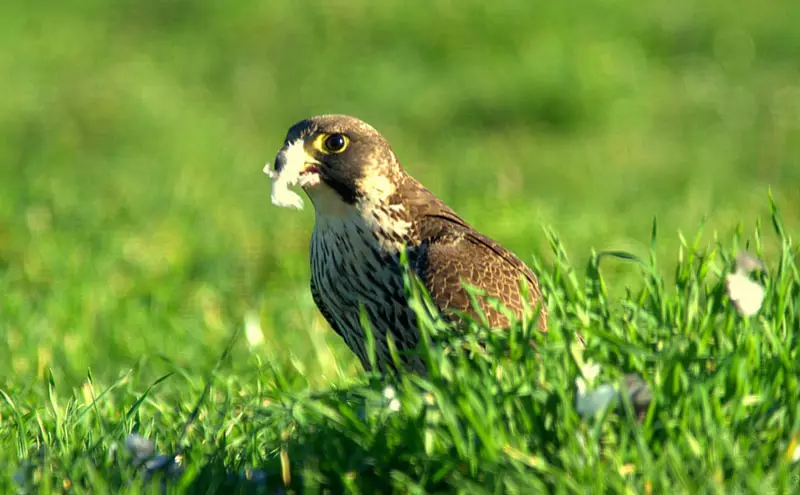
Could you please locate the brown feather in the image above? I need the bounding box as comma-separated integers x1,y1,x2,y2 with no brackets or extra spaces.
398,175,548,330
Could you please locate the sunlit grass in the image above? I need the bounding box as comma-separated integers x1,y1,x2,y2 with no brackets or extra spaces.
2,0,800,491
3,202,799,492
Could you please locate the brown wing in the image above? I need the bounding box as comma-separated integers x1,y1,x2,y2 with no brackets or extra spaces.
400,176,547,330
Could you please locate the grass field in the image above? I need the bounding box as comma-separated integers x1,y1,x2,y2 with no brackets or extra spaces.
2,0,800,492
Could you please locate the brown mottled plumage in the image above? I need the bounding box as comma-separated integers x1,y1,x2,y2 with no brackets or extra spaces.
271,115,547,372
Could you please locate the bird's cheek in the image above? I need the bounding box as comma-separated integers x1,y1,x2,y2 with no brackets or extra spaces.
316,172,359,206
304,180,356,216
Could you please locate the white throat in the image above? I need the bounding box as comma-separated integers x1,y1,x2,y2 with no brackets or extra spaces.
311,196,412,254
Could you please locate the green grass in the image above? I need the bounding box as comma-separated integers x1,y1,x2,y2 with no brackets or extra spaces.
3,207,800,493
2,0,800,492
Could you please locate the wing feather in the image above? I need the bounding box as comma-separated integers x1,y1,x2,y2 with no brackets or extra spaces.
400,176,547,328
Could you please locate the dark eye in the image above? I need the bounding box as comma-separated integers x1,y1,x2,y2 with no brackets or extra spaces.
324,133,348,153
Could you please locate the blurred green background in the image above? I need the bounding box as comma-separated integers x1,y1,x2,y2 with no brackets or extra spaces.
1,0,798,389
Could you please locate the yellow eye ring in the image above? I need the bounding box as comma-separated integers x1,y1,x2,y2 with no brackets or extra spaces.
316,133,349,154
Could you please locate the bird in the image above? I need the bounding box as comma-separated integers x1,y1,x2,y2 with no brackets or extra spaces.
268,114,547,372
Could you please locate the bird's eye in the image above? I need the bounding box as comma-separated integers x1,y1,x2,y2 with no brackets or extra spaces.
322,133,349,154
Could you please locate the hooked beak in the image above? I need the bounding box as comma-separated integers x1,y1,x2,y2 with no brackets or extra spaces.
270,139,322,189
265,138,326,210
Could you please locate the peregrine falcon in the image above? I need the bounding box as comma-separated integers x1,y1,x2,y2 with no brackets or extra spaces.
267,115,547,372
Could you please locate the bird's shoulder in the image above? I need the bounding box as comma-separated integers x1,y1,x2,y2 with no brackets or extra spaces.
396,175,547,328
396,175,539,290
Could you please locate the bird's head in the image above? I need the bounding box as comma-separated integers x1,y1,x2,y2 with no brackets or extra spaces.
271,115,403,215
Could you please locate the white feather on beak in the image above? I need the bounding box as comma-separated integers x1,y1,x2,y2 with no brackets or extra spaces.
264,139,321,210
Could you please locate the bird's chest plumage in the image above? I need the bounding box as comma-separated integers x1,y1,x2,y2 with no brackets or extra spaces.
310,208,419,367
